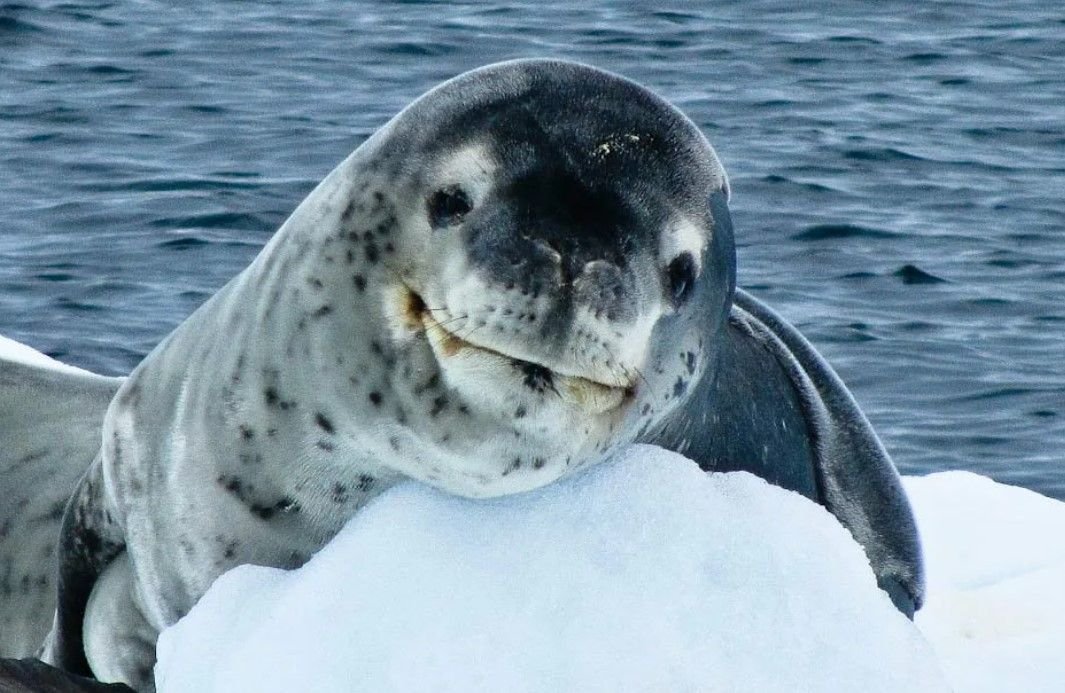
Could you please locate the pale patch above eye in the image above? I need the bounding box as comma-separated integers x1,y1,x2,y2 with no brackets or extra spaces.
658,217,706,307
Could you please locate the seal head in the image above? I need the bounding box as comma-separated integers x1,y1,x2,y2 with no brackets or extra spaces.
339,59,735,495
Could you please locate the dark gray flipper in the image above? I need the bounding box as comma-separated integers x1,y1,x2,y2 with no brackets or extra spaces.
646,289,924,616
0,347,122,658
0,657,134,692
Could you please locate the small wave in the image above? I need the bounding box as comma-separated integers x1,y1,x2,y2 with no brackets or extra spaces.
903,52,947,64
842,147,927,163
157,236,210,250
0,15,41,34
894,264,946,285
957,387,1038,404
377,41,458,57
760,174,837,193
650,10,701,24
85,64,135,76
53,297,104,312
0,3,43,36
792,223,895,241
150,212,267,231
33,272,77,282
825,35,881,45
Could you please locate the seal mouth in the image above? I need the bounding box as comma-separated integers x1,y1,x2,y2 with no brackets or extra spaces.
402,287,634,415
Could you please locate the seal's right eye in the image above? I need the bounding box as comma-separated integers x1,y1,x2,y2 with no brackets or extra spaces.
427,186,472,228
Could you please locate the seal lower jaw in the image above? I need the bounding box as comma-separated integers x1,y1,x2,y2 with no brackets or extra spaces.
398,286,632,415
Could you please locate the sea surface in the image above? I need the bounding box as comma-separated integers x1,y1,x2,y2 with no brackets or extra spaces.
1,1,1062,496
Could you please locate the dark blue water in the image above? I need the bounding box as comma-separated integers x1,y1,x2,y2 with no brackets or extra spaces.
1,1,1062,496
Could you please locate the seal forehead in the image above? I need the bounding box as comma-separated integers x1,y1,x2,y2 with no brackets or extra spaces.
392,59,727,202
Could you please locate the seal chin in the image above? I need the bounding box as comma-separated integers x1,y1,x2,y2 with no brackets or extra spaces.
399,286,633,415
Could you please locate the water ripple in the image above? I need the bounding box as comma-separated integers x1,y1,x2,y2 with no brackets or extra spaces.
0,0,1061,497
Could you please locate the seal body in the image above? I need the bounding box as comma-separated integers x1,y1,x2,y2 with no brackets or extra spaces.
0,59,923,690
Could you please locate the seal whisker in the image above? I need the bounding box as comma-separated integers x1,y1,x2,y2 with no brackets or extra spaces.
413,313,469,340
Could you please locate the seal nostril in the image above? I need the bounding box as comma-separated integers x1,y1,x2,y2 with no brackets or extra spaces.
667,252,697,306
427,186,472,229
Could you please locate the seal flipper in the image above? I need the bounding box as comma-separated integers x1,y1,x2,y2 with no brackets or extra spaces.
40,459,126,678
730,289,923,616
645,291,924,617
0,338,123,658
0,657,135,692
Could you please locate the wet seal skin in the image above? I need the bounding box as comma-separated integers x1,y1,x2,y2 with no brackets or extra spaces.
0,59,922,690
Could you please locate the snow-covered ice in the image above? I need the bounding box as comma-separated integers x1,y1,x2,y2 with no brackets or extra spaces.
906,471,1065,693
0,334,92,375
153,446,1065,693
155,445,949,693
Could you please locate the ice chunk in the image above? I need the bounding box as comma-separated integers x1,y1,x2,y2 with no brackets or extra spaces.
908,471,1065,693
156,445,945,692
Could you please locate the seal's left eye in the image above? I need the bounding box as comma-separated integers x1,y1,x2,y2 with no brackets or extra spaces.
666,252,697,306
427,186,472,228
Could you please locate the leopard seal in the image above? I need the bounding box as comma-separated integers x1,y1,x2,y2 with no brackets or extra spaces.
0,59,923,690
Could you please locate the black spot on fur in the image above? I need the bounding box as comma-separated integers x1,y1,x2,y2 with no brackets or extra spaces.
533,457,547,470
316,440,335,452
250,497,300,521
430,395,448,418
265,387,297,410
365,243,379,264
518,362,554,394
514,405,527,419
217,474,254,505
331,483,349,504
369,391,383,406
315,413,335,434
250,504,275,520
673,377,688,398
685,351,697,375
308,278,324,291
48,499,66,521
341,199,357,223
313,305,333,318
346,249,355,264
353,275,366,292
357,475,375,492
502,458,522,476
239,424,254,441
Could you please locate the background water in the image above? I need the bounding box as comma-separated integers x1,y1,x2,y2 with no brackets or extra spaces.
1,1,1062,497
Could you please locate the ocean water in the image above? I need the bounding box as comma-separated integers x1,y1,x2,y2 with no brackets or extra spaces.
0,1,1062,496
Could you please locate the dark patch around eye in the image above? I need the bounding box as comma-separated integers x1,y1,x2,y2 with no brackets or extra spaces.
666,252,697,306
427,186,472,228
